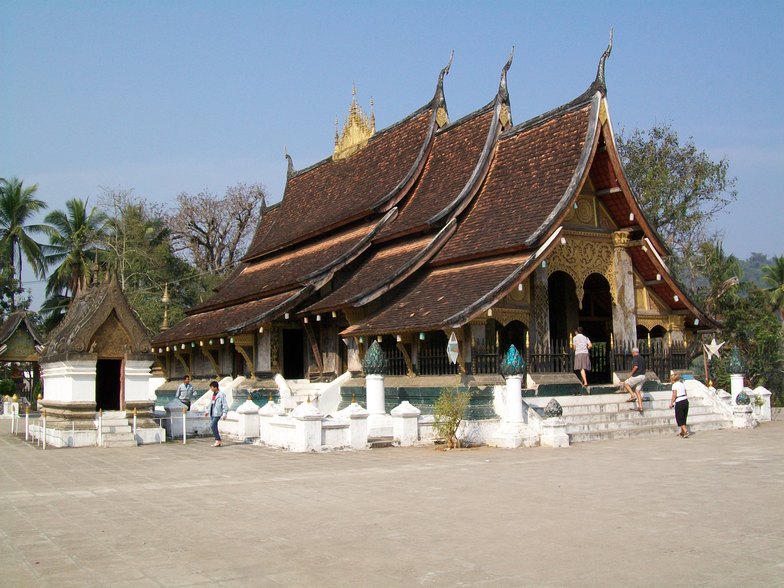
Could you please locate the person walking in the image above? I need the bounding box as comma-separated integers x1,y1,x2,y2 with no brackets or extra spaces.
206,380,228,447
572,327,592,389
623,347,647,412
176,375,193,410
669,371,690,438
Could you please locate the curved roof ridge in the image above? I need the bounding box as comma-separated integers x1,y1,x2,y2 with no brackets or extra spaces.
427,54,514,227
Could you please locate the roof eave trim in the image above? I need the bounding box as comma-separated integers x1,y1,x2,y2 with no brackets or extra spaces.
298,208,400,283
227,286,316,335
525,92,602,247
445,227,564,328
350,218,458,307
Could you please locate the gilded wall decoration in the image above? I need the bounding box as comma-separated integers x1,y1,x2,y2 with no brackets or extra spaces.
546,235,616,308
488,308,530,327
270,327,281,371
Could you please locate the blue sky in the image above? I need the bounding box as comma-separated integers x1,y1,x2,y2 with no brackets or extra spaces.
2,1,783,310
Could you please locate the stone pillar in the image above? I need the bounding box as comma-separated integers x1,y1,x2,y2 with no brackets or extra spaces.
391,401,420,446
256,330,272,375
337,401,369,449
732,405,755,428
366,374,385,415
532,265,550,346
291,401,323,452
236,399,260,441
258,400,285,444
611,231,637,347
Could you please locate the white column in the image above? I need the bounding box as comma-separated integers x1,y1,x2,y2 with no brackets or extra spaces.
366,374,386,414
505,375,524,423
730,374,745,404
611,233,637,347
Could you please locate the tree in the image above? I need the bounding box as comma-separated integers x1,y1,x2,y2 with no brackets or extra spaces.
617,124,737,290
98,189,217,334
0,265,29,322
0,177,48,306
694,240,742,317
761,255,784,320
169,183,267,274
42,198,108,298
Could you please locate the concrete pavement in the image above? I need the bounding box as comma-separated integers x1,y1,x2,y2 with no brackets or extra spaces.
1,419,782,587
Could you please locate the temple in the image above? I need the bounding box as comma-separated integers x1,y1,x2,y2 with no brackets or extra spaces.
151,40,714,396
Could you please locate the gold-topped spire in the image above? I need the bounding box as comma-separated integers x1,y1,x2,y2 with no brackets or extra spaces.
333,85,375,160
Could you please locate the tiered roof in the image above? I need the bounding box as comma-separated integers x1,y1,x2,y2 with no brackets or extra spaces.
153,42,712,348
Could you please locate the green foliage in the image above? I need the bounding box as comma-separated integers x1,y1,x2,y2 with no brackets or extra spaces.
42,197,108,297
617,124,737,291
0,379,14,396
0,265,30,321
761,255,784,321
0,177,48,306
433,385,472,449
707,286,784,404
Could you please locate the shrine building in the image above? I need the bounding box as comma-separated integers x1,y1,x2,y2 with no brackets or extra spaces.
151,41,714,395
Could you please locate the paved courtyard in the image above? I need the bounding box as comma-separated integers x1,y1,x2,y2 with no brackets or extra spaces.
1,419,782,588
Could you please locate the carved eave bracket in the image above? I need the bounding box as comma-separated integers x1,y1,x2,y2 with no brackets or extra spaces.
233,334,257,379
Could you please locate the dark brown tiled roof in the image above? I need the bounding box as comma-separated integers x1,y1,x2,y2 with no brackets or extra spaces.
244,109,434,260
435,99,596,264
341,254,530,336
302,236,433,314
379,108,494,239
0,310,42,346
190,221,378,313
151,291,296,346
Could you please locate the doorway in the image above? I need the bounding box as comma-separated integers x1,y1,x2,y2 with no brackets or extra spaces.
95,359,122,411
282,328,305,379
578,273,613,384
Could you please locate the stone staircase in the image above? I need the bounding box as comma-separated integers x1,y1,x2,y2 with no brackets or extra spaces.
96,411,137,448
526,389,733,444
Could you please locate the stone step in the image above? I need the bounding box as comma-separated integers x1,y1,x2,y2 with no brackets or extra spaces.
563,409,720,428
100,425,132,434
568,419,730,444
565,414,731,434
368,436,394,449
101,411,127,419
100,431,137,448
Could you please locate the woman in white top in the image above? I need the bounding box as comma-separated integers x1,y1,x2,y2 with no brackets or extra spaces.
669,372,689,438
572,327,592,388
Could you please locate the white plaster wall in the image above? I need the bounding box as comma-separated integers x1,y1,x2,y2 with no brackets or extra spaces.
41,360,96,403
124,360,153,403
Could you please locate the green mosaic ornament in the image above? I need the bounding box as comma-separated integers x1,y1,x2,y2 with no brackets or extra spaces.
736,390,751,405
362,340,388,375
500,344,526,376
728,347,744,374
544,398,563,418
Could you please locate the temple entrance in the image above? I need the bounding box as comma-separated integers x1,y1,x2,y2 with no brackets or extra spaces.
578,273,613,384
282,328,305,379
548,271,579,343
95,359,122,411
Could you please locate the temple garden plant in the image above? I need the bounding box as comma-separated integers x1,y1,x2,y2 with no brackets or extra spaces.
433,385,471,449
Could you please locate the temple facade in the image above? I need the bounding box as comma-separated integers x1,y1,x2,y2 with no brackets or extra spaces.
152,41,713,390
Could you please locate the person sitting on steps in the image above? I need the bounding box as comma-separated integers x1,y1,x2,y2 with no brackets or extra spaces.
622,347,646,412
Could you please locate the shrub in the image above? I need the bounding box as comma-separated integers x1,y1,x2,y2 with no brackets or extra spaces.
433,386,471,449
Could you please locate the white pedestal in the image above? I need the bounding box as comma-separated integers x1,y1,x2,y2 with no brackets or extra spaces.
259,401,285,443
391,401,420,446
337,402,370,449
236,399,260,441
540,418,570,447
751,386,772,422
732,405,755,429
292,402,323,452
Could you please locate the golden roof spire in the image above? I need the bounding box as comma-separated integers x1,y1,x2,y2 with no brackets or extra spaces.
334,85,375,160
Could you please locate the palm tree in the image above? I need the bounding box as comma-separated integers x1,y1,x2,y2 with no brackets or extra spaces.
761,255,784,320
42,198,108,298
0,177,48,307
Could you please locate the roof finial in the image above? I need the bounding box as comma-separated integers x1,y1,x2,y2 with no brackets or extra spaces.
595,28,613,93
499,46,515,101
439,50,454,87
503,46,515,74
284,145,294,179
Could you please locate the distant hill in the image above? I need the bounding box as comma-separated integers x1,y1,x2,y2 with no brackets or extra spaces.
739,252,774,287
